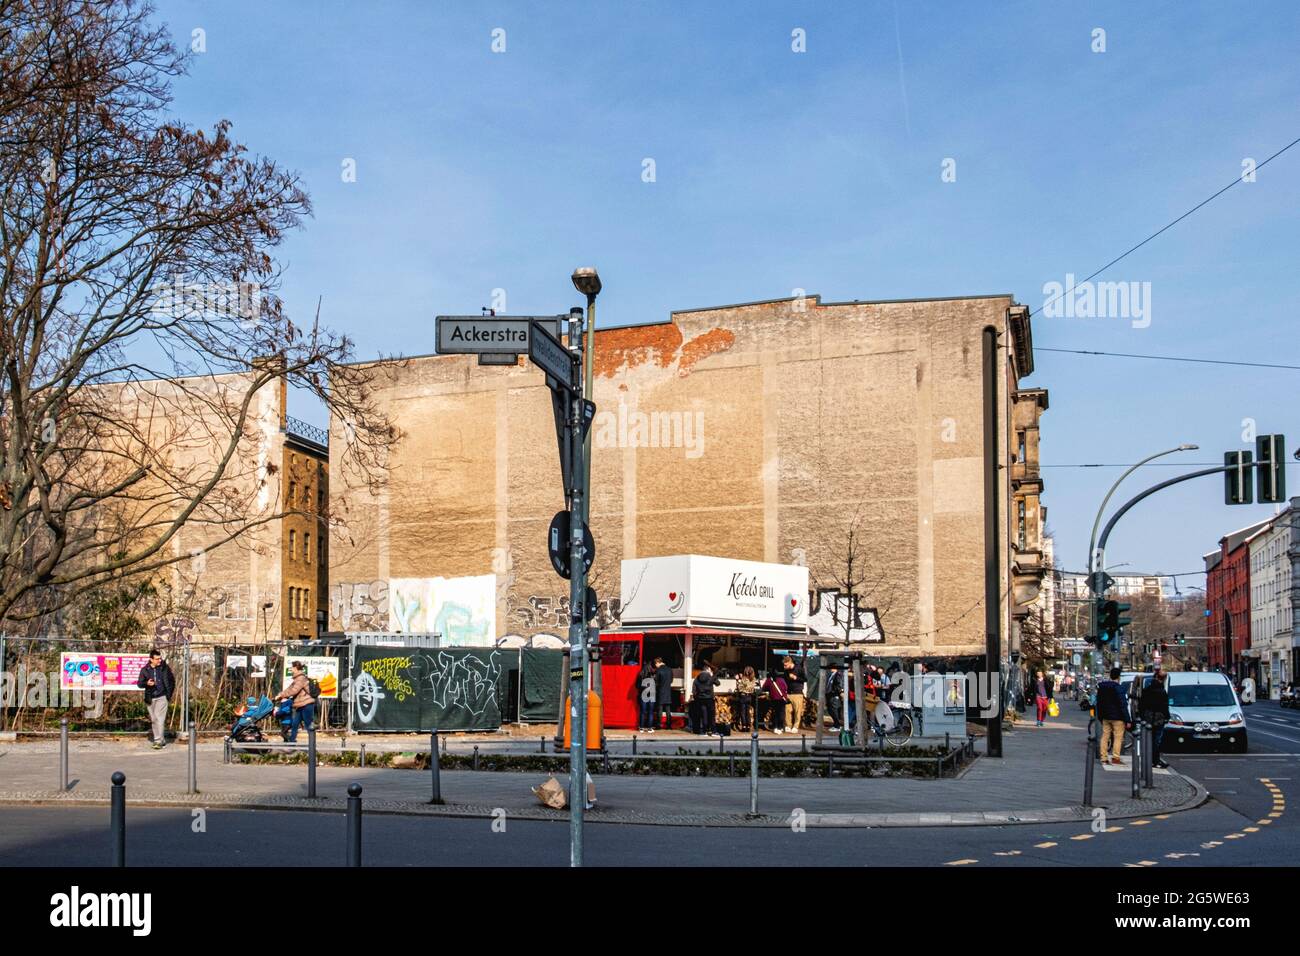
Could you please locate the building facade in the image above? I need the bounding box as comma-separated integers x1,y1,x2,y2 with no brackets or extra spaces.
329,294,1048,660
1206,521,1269,679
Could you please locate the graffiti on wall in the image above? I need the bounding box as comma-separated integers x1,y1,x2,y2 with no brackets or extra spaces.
509,594,622,632
808,588,884,643
388,575,496,645
331,580,390,631
350,647,504,731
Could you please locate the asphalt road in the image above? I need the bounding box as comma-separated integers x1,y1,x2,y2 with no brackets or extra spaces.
0,702,1294,867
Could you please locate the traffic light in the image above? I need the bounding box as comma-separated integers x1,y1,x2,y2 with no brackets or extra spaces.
1176,632,1186,645
1257,433,1287,503
1225,450,1254,505
1098,599,1132,649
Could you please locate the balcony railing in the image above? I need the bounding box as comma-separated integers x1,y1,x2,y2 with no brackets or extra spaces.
285,416,328,448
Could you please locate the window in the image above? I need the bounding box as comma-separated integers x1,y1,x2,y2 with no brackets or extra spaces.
304,588,310,615
304,532,311,564
318,484,325,512
289,588,297,620
289,530,296,559
1016,431,1026,463
318,533,324,563
288,480,296,506
1017,500,1027,549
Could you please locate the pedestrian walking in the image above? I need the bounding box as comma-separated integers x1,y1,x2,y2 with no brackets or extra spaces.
1139,667,1171,769
637,662,657,732
274,661,317,742
1095,666,1131,765
653,657,674,731
1032,669,1054,726
136,648,176,749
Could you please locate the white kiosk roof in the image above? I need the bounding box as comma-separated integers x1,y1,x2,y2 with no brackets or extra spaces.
619,555,809,635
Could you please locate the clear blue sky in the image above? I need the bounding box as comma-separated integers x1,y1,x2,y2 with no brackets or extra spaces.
151,0,1300,583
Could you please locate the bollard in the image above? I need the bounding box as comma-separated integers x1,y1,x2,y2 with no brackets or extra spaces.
359,742,366,768
429,731,442,804
1083,721,1097,807
717,733,724,755
602,749,610,774
748,731,759,816
729,754,735,776
224,736,231,765
187,718,197,795
307,729,317,799
828,752,834,776
945,731,951,752
59,717,69,792
540,735,546,754
801,734,807,755
472,745,480,771
632,735,637,756
1142,721,1154,788
601,734,607,755
1130,721,1141,799
346,783,363,867
110,771,126,867
442,733,448,755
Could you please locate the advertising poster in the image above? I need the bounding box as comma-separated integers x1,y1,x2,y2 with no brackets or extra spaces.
281,655,339,699
59,652,151,691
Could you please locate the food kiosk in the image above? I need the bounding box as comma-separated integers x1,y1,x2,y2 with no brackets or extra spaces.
600,555,826,729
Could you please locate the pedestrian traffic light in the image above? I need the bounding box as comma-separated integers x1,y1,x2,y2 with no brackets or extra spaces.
1176,632,1186,645
1225,450,1254,505
1257,433,1287,503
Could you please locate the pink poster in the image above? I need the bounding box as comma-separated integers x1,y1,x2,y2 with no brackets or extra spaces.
60,652,151,691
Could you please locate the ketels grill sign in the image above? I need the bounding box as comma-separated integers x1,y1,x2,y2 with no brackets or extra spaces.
620,555,809,632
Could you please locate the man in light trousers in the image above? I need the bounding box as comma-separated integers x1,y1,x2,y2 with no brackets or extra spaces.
136,649,176,749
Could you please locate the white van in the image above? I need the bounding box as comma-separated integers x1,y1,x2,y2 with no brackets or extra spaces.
1162,671,1247,753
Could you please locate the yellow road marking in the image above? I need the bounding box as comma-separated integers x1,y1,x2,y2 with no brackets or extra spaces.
1129,819,1151,826
1258,819,1273,825
945,859,978,866
1243,827,1259,832
994,850,1022,857
1155,814,1170,819
1225,833,1245,840
1071,834,1094,841
1034,841,1057,848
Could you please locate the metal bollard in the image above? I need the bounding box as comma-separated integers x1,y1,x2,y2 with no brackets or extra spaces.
307,729,317,798
472,744,480,771
945,731,951,752
748,731,759,816
1143,721,1154,788
729,754,735,776
801,734,807,755
540,735,546,754
1130,721,1141,799
1083,721,1097,807
346,783,362,867
429,731,442,804
187,719,197,795
60,717,69,792
110,771,126,867
359,742,366,768
224,736,231,765
631,735,637,756
717,732,725,755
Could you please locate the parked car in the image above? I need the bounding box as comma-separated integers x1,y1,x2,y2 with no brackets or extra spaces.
1162,671,1247,753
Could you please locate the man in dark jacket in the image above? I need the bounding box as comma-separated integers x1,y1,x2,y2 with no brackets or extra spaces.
136,649,176,749
1095,666,1131,765
691,662,719,734
653,657,674,731
825,664,845,729
1140,668,1171,768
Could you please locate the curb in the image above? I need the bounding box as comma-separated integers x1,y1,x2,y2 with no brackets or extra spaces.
0,771,1207,829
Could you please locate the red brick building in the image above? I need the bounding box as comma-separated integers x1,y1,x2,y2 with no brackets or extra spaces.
1205,521,1269,677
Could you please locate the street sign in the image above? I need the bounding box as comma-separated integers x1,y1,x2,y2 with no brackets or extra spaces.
436,316,563,355
477,353,519,366
1062,640,1091,651
1086,571,1114,595
529,320,577,392
547,510,595,580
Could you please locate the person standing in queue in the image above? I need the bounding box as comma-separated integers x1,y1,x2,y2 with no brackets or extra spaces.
762,668,789,734
692,661,719,735
735,666,758,732
825,663,845,730
782,655,806,734
653,657,674,732
637,662,657,733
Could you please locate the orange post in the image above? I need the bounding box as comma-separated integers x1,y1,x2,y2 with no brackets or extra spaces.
564,690,604,751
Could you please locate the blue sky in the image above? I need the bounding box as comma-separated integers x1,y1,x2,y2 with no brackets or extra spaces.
150,0,1300,583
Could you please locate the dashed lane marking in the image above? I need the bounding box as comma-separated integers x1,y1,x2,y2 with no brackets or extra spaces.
1034,841,1057,848
1070,834,1094,841
945,859,978,866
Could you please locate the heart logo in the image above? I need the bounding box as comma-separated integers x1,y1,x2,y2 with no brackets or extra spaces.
790,598,798,608
668,592,676,601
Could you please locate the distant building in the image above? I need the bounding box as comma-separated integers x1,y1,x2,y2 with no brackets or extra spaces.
1246,503,1299,697
1206,520,1271,680
1056,571,1170,603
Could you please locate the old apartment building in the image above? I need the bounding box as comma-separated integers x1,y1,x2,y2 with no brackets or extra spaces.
329,294,1049,658
103,370,328,646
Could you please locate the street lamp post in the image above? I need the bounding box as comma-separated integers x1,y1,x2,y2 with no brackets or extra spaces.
1086,444,1197,668
571,268,601,696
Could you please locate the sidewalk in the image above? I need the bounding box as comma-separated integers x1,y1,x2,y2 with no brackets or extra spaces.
0,709,1204,828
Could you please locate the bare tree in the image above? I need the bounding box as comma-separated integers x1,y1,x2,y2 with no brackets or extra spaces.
810,502,893,644
0,0,394,624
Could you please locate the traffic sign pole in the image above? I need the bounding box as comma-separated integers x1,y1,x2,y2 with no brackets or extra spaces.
565,311,588,868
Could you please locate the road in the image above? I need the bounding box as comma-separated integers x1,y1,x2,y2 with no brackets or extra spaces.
0,702,1294,867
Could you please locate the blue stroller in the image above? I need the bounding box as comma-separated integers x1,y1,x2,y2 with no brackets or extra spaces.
230,695,292,742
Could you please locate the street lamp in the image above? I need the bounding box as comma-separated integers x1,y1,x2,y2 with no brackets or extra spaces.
1087,444,1198,578
571,267,601,699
